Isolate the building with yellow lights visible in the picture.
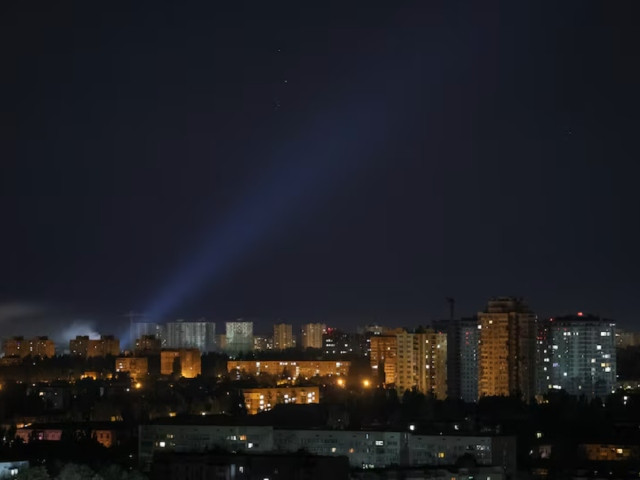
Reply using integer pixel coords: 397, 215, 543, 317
369, 328, 405, 384
3, 336, 55, 358
300, 323, 325, 349
115, 357, 149, 380
160, 349, 201, 378
478, 297, 536, 400
70, 335, 120, 358
242, 386, 319, 414
273, 323, 294, 350
395, 330, 447, 398
227, 360, 350, 379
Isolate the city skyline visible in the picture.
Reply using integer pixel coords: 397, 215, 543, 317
0, 300, 630, 345
2, 2, 640, 478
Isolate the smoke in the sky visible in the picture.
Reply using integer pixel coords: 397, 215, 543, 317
0, 302, 103, 348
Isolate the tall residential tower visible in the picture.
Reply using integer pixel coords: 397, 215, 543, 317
478, 297, 536, 400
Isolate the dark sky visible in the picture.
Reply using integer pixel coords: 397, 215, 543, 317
2, 1, 640, 336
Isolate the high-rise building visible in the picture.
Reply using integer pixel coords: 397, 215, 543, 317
478, 297, 536, 400
225, 321, 253, 355
369, 329, 405, 385
395, 330, 447, 398
215, 334, 227, 352
436, 318, 478, 403
130, 322, 165, 347
539, 313, 616, 398
2, 336, 55, 358
301, 323, 325, 349
273, 323, 294, 350
165, 320, 216, 352
70, 335, 120, 358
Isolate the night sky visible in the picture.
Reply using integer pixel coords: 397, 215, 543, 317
2, 1, 640, 337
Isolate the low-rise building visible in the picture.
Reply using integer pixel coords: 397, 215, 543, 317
227, 360, 350, 379
115, 357, 149, 380
242, 387, 319, 414
3, 336, 55, 358
139, 422, 516, 474
70, 335, 120, 358
151, 451, 350, 480
160, 349, 201, 378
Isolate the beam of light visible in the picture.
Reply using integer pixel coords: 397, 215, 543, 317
144, 50, 430, 321
144, 100, 393, 322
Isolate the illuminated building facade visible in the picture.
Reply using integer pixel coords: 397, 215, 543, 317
322, 329, 365, 356
225, 321, 254, 355
160, 349, 201, 378
227, 360, 350, 379
242, 386, 319, 414
370, 332, 400, 384
2, 336, 55, 358
301, 323, 325, 349
115, 356, 149, 380
253, 335, 273, 351
70, 335, 120, 358
478, 297, 536, 400
165, 320, 216, 352
273, 323, 294, 350
539, 314, 616, 398
395, 330, 447, 398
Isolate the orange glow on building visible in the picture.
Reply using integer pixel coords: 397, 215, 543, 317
227, 360, 350, 379
3, 336, 55, 358
70, 335, 120, 358
242, 386, 319, 414
161, 349, 201, 378
115, 357, 149, 380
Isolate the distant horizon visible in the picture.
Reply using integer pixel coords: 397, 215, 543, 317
0, 299, 631, 347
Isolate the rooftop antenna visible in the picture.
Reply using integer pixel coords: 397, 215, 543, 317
446, 297, 455, 321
